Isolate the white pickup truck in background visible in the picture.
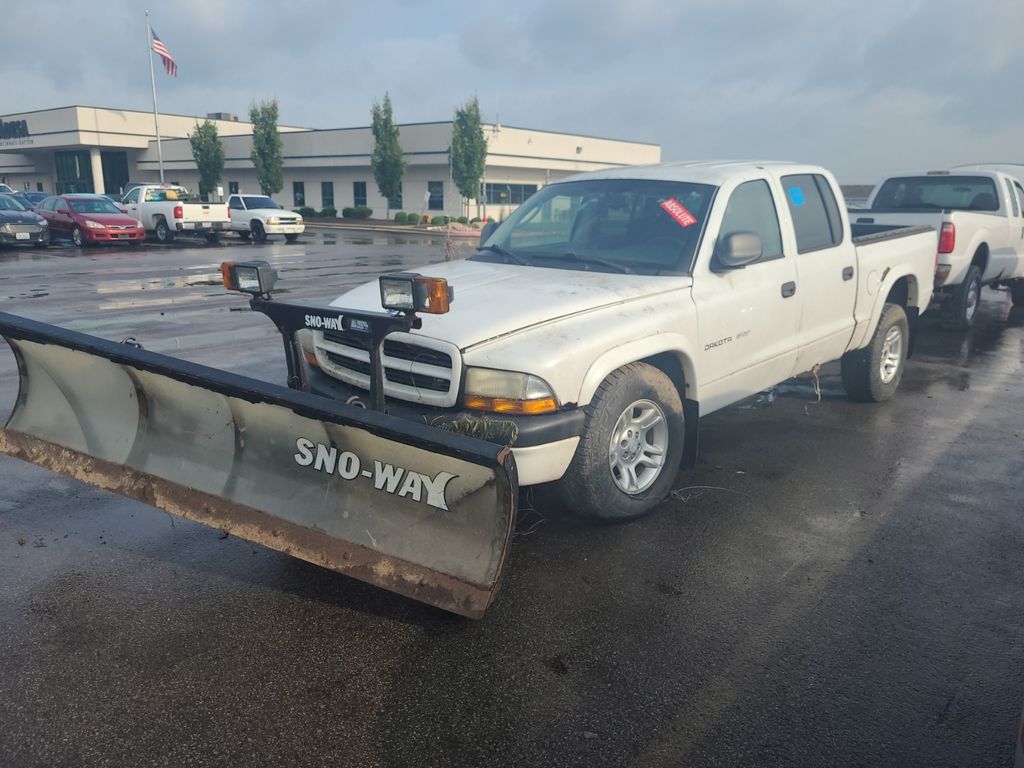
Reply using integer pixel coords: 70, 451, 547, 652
304, 161, 938, 520
227, 193, 304, 242
849, 170, 1024, 328
120, 183, 230, 244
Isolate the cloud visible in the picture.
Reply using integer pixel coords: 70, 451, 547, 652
3, 0, 1024, 181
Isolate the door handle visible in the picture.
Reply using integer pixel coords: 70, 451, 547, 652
781, 281, 796, 298
842, 266, 854, 281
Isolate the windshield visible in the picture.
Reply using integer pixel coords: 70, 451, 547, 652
242, 196, 280, 209
872, 176, 1000, 212
0, 195, 28, 212
69, 198, 122, 214
475, 179, 716, 274
143, 186, 192, 202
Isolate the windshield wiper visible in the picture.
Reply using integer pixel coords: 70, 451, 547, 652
531, 251, 634, 274
475, 244, 531, 266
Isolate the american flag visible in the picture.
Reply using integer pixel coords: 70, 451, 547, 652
151, 31, 177, 77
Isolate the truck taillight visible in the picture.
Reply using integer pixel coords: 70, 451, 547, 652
173, 205, 183, 219
938, 222, 955, 254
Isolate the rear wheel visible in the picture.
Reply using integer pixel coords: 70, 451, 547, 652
250, 220, 267, 242
204, 232, 220, 244
71, 226, 85, 247
154, 219, 174, 243
841, 302, 908, 402
237, 229, 251, 240
556, 362, 684, 521
285, 233, 299, 243
1010, 280, 1024, 306
942, 264, 982, 330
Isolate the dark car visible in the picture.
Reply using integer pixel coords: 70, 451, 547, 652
0, 193, 49, 248
23, 191, 49, 206
36, 194, 145, 247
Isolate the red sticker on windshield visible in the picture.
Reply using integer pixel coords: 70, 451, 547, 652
660, 198, 698, 228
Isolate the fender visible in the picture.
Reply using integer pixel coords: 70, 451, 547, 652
576, 333, 699, 406
849, 267, 920, 351
945, 230, 991, 286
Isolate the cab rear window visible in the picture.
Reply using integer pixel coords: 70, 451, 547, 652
872, 176, 999, 212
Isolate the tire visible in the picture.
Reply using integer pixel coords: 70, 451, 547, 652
1010, 280, 1024, 306
285, 233, 299, 244
556, 362, 684, 521
237, 229, 251, 241
941, 263, 982, 330
154, 218, 174, 243
841, 302, 909, 403
250, 220, 267, 242
71, 226, 85, 247
204, 232, 220, 244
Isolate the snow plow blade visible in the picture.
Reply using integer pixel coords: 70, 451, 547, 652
0, 312, 517, 618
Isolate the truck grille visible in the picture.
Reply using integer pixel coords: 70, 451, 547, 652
315, 329, 461, 407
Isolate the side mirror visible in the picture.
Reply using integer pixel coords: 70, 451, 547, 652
714, 232, 762, 270
479, 219, 499, 246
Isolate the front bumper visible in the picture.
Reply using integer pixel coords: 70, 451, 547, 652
0, 229, 49, 245
85, 228, 145, 243
264, 223, 305, 235
307, 366, 583, 485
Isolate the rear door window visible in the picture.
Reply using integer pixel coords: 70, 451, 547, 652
717, 180, 784, 261
782, 174, 844, 253
1005, 179, 1020, 217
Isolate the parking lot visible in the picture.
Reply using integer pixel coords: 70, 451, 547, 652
1, 230, 1022, 767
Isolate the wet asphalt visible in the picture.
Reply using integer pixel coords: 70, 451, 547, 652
0, 230, 1022, 767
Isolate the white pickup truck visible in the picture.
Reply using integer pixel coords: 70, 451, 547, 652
850, 170, 1024, 328
227, 193, 304, 242
304, 161, 937, 520
120, 183, 230, 244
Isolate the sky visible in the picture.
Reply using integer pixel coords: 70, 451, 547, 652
2, 0, 1022, 183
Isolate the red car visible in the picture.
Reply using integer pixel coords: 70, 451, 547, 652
37, 194, 145, 247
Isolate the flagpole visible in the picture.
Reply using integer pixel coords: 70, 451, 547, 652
145, 9, 164, 182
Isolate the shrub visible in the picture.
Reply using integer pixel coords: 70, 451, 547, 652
394, 211, 407, 223
320, 206, 337, 218
354, 206, 373, 219
457, 216, 469, 225
470, 217, 482, 224
341, 207, 355, 218
296, 206, 316, 218
432, 215, 453, 226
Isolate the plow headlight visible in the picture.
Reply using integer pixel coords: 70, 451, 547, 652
220, 260, 278, 295
463, 368, 559, 415
379, 273, 453, 314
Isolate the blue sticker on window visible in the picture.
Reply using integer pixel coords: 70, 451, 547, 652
788, 186, 805, 206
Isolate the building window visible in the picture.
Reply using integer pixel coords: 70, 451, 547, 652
483, 183, 539, 206
228, 181, 239, 194
428, 181, 444, 211
387, 184, 403, 211
353, 181, 367, 208
36, 182, 43, 192
293, 181, 305, 207
321, 181, 334, 208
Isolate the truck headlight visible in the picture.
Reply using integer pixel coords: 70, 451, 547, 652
463, 367, 559, 415
84, 220, 105, 229
266, 217, 280, 225
220, 260, 278, 295
379, 273, 453, 314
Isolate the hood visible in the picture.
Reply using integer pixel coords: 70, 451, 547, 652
0, 209, 43, 224
330, 259, 692, 350
77, 213, 141, 226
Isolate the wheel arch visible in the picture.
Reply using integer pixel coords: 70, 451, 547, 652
577, 338, 698, 408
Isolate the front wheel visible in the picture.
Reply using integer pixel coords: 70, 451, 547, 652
71, 226, 85, 247
556, 362, 684, 521
250, 220, 267, 242
285, 233, 300, 244
841, 302, 909, 402
942, 264, 982, 330
154, 219, 174, 243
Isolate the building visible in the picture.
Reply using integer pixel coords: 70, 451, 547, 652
0, 105, 661, 217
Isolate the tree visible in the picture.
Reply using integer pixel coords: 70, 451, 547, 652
188, 119, 225, 199
451, 96, 487, 214
249, 99, 284, 196
370, 93, 405, 217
